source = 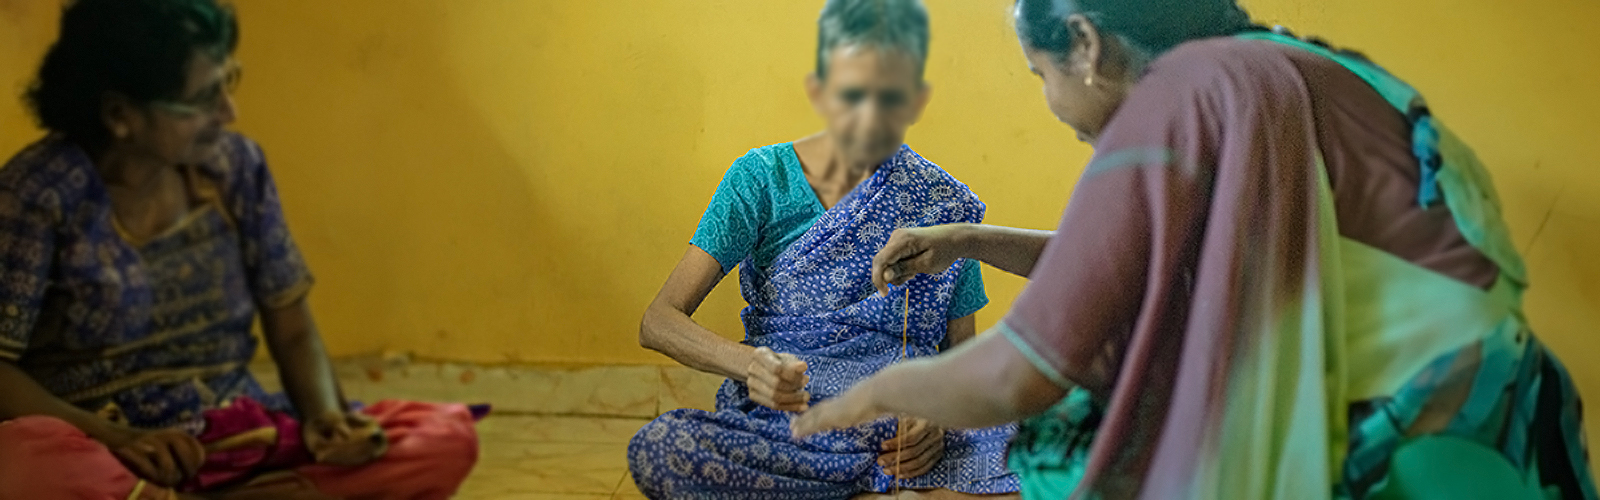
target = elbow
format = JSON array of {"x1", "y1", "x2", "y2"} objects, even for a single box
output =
[
  {"x1": 637, "y1": 316, "x2": 655, "y2": 351},
  {"x1": 637, "y1": 303, "x2": 666, "y2": 352}
]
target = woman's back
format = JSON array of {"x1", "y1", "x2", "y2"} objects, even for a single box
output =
[{"x1": 1113, "y1": 37, "x2": 1498, "y2": 288}]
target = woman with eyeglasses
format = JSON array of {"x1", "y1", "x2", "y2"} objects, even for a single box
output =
[{"x1": 0, "y1": 1, "x2": 480, "y2": 498}]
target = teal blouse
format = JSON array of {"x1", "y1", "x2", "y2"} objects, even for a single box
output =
[{"x1": 690, "y1": 143, "x2": 987, "y2": 320}]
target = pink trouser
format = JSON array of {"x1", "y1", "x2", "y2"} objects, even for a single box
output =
[{"x1": 0, "y1": 400, "x2": 479, "y2": 500}]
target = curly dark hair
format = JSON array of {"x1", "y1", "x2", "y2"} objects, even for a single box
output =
[{"x1": 25, "y1": 0, "x2": 238, "y2": 150}]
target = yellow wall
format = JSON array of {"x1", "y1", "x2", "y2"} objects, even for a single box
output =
[
  {"x1": 219, "y1": 0, "x2": 1083, "y2": 366},
  {"x1": 3, "y1": 0, "x2": 1598, "y2": 415},
  {"x1": 0, "y1": 1, "x2": 52, "y2": 156}
]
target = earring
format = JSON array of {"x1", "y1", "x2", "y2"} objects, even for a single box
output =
[{"x1": 1084, "y1": 74, "x2": 1096, "y2": 87}]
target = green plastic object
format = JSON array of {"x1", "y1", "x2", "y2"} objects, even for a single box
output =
[{"x1": 1369, "y1": 436, "x2": 1545, "y2": 500}]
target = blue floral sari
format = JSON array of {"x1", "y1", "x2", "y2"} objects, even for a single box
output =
[{"x1": 629, "y1": 146, "x2": 1018, "y2": 499}]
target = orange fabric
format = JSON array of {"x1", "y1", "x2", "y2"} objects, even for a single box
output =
[
  {"x1": 298, "y1": 400, "x2": 480, "y2": 500},
  {"x1": 0, "y1": 400, "x2": 478, "y2": 500},
  {"x1": 0, "y1": 416, "x2": 168, "y2": 500}
]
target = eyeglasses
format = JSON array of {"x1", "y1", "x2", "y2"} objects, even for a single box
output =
[{"x1": 152, "y1": 64, "x2": 243, "y2": 117}]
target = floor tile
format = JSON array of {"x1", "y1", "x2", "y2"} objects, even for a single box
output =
[
  {"x1": 463, "y1": 440, "x2": 630, "y2": 495},
  {"x1": 477, "y1": 415, "x2": 647, "y2": 445}
]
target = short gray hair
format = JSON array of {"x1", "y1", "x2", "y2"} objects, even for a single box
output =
[{"x1": 815, "y1": 0, "x2": 930, "y2": 80}]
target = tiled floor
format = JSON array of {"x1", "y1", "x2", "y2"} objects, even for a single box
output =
[
  {"x1": 454, "y1": 415, "x2": 649, "y2": 499},
  {"x1": 253, "y1": 358, "x2": 722, "y2": 499}
]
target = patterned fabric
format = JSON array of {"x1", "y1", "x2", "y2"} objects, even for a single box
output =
[
  {"x1": 690, "y1": 143, "x2": 987, "y2": 321},
  {"x1": 1000, "y1": 34, "x2": 1596, "y2": 500},
  {"x1": 1006, "y1": 388, "x2": 1098, "y2": 500},
  {"x1": 630, "y1": 145, "x2": 1018, "y2": 498},
  {"x1": 0, "y1": 132, "x2": 312, "y2": 429}
]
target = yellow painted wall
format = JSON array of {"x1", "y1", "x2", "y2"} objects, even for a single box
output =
[
  {"x1": 200, "y1": 0, "x2": 1086, "y2": 366},
  {"x1": 0, "y1": 1, "x2": 53, "y2": 156},
  {"x1": 3, "y1": 0, "x2": 1598, "y2": 432}
]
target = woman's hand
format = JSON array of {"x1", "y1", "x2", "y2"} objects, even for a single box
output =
[
  {"x1": 878, "y1": 416, "x2": 944, "y2": 478},
  {"x1": 104, "y1": 427, "x2": 206, "y2": 487},
  {"x1": 793, "y1": 384, "x2": 943, "y2": 478},
  {"x1": 790, "y1": 383, "x2": 887, "y2": 437},
  {"x1": 303, "y1": 410, "x2": 387, "y2": 466},
  {"x1": 871, "y1": 224, "x2": 971, "y2": 294},
  {"x1": 746, "y1": 347, "x2": 811, "y2": 412}
]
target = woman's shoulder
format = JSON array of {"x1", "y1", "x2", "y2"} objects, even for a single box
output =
[
  {"x1": 721, "y1": 142, "x2": 801, "y2": 191},
  {"x1": 1145, "y1": 36, "x2": 1329, "y2": 98},
  {"x1": 0, "y1": 135, "x2": 97, "y2": 214},
  {"x1": 894, "y1": 146, "x2": 980, "y2": 202},
  {"x1": 735, "y1": 142, "x2": 793, "y2": 170},
  {"x1": 1156, "y1": 36, "x2": 1301, "y2": 69},
  {"x1": 193, "y1": 131, "x2": 267, "y2": 186}
]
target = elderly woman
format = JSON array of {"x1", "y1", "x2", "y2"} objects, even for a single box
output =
[
  {"x1": 628, "y1": 0, "x2": 1019, "y2": 498},
  {"x1": 795, "y1": 0, "x2": 1599, "y2": 499},
  {"x1": 0, "y1": 1, "x2": 480, "y2": 499}
]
